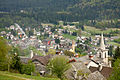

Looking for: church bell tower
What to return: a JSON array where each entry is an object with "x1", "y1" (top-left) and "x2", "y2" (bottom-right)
[{"x1": 98, "y1": 33, "x2": 108, "y2": 65}]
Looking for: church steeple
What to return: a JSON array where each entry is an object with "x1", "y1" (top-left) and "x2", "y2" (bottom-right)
[
  {"x1": 100, "y1": 33, "x2": 105, "y2": 50},
  {"x1": 70, "y1": 40, "x2": 75, "y2": 53}
]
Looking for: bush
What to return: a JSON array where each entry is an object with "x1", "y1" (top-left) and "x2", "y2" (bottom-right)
[
  {"x1": 64, "y1": 50, "x2": 74, "y2": 57},
  {"x1": 10, "y1": 54, "x2": 22, "y2": 72},
  {"x1": 46, "y1": 49, "x2": 56, "y2": 55},
  {"x1": 20, "y1": 61, "x2": 35, "y2": 75}
]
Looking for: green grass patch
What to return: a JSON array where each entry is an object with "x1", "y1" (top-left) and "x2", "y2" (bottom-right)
[
  {"x1": 0, "y1": 71, "x2": 59, "y2": 80},
  {"x1": 0, "y1": 74, "x2": 25, "y2": 80},
  {"x1": 84, "y1": 26, "x2": 120, "y2": 34},
  {"x1": 81, "y1": 31, "x2": 91, "y2": 37},
  {"x1": 107, "y1": 41, "x2": 120, "y2": 46},
  {"x1": 63, "y1": 34, "x2": 76, "y2": 40}
]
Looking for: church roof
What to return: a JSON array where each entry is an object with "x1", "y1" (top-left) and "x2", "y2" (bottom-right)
[
  {"x1": 89, "y1": 66, "x2": 99, "y2": 73},
  {"x1": 100, "y1": 67, "x2": 113, "y2": 79},
  {"x1": 89, "y1": 66, "x2": 113, "y2": 79}
]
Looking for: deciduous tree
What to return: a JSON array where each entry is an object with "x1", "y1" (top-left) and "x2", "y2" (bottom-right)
[
  {"x1": 109, "y1": 59, "x2": 120, "y2": 80},
  {"x1": 0, "y1": 37, "x2": 11, "y2": 71},
  {"x1": 47, "y1": 55, "x2": 71, "y2": 80}
]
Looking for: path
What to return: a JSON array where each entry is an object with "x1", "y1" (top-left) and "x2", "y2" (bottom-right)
[{"x1": 0, "y1": 73, "x2": 34, "y2": 80}]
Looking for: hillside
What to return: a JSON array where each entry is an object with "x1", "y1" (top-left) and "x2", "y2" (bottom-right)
[
  {"x1": 0, "y1": 0, "x2": 120, "y2": 27},
  {"x1": 0, "y1": 71, "x2": 59, "y2": 80}
]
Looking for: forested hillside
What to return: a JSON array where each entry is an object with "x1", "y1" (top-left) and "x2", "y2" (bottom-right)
[{"x1": 0, "y1": 0, "x2": 120, "y2": 28}]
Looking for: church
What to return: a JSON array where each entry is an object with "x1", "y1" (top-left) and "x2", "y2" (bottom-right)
[
  {"x1": 96, "y1": 33, "x2": 109, "y2": 66},
  {"x1": 86, "y1": 33, "x2": 113, "y2": 79},
  {"x1": 87, "y1": 33, "x2": 111, "y2": 68}
]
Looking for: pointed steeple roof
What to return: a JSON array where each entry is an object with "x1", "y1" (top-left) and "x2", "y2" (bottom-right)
[{"x1": 100, "y1": 33, "x2": 105, "y2": 50}]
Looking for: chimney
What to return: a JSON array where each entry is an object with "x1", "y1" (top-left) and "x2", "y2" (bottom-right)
[
  {"x1": 109, "y1": 61, "x2": 112, "y2": 67},
  {"x1": 89, "y1": 52, "x2": 93, "y2": 60},
  {"x1": 99, "y1": 64, "x2": 103, "y2": 71},
  {"x1": 30, "y1": 50, "x2": 33, "y2": 58}
]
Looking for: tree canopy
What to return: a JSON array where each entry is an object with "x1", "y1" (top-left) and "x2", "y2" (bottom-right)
[
  {"x1": 0, "y1": 0, "x2": 120, "y2": 28},
  {"x1": 47, "y1": 55, "x2": 71, "y2": 80},
  {"x1": 109, "y1": 59, "x2": 120, "y2": 80},
  {"x1": 0, "y1": 37, "x2": 11, "y2": 70}
]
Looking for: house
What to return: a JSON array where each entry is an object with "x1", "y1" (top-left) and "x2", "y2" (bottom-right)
[
  {"x1": 10, "y1": 25, "x2": 15, "y2": 30},
  {"x1": 89, "y1": 66, "x2": 113, "y2": 79},
  {"x1": 87, "y1": 60, "x2": 99, "y2": 68},
  {"x1": 32, "y1": 54, "x2": 53, "y2": 75},
  {"x1": 20, "y1": 56, "x2": 31, "y2": 64},
  {"x1": 86, "y1": 71, "x2": 106, "y2": 80},
  {"x1": 65, "y1": 62, "x2": 91, "y2": 80}
]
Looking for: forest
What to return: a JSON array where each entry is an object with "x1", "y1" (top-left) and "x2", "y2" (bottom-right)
[{"x1": 0, "y1": 0, "x2": 120, "y2": 28}]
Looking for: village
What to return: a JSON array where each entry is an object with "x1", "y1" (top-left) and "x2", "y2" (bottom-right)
[{"x1": 0, "y1": 21, "x2": 119, "y2": 80}]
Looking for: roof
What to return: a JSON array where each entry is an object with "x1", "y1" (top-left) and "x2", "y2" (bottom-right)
[
  {"x1": 32, "y1": 54, "x2": 52, "y2": 65},
  {"x1": 89, "y1": 66, "x2": 99, "y2": 73},
  {"x1": 100, "y1": 33, "x2": 105, "y2": 50},
  {"x1": 100, "y1": 67, "x2": 113, "y2": 79},
  {"x1": 91, "y1": 59, "x2": 99, "y2": 65},
  {"x1": 65, "y1": 62, "x2": 91, "y2": 80},
  {"x1": 20, "y1": 57, "x2": 31, "y2": 64},
  {"x1": 89, "y1": 66, "x2": 113, "y2": 79},
  {"x1": 87, "y1": 71, "x2": 106, "y2": 80}
]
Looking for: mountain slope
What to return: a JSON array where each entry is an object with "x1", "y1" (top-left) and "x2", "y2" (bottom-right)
[{"x1": 0, "y1": 0, "x2": 120, "y2": 26}]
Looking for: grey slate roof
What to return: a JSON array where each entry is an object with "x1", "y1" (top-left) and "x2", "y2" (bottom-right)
[{"x1": 86, "y1": 71, "x2": 106, "y2": 80}]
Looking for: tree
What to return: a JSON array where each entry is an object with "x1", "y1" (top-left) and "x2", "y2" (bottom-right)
[
  {"x1": 10, "y1": 54, "x2": 22, "y2": 72},
  {"x1": 47, "y1": 55, "x2": 71, "y2": 80},
  {"x1": 114, "y1": 46, "x2": 120, "y2": 59},
  {"x1": 0, "y1": 37, "x2": 11, "y2": 71},
  {"x1": 77, "y1": 29, "x2": 82, "y2": 37},
  {"x1": 11, "y1": 29, "x2": 17, "y2": 36},
  {"x1": 46, "y1": 49, "x2": 56, "y2": 55},
  {"x1": 75, "y1": 47, "x2": 83, "y2": 54},
  {"x1": 29, "y1": 46, "x2": 43, "y2": 56},
  {"x1": 72, "y1": 32, "x2": 77, "y2": 36},
  {"x1": 20, "y1": 60, "x2": 35, "y2": 75},
  {"x1": 81, "y1": 26, "x2": 84, "y2": 31},
  {"x1": 108, "y1": 45, "x2": 114, "y2": 57},
  {"x1": 28, "y1": 30, "x2": 34, "y2": 37},
  {"x1": 64, "y1": 50, "x2": 74, "y2": 57},
  {"x1": 109, "y1": 59, "x2": 120, "y2": 80},
  {"x1": 55, "y1": 38, "x2": 60, "y2": 44}
]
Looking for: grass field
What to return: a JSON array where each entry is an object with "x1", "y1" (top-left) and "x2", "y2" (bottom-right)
[
  {"x1": 0, "y1": 74, "x2": 24, "y2": 80},
  {"x1": 63, "y1": 34, "x2": 77, "y2": 40},
  {"x1": 107, "y1": 41, "x2": 120, "y2": 46},
  {"x1": 84, "y1": 25, "x2": 120, "y2": 34},
  {"x1": 0, "y1": 71, "x2": 59, "y2": 80}
]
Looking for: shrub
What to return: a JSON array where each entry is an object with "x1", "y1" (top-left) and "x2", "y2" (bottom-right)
[
  {"x1": 20, "y1": 60, "x2": 35, "y2": 75},
  {"x1": 64, "y1": 50, "x2": 74, "y2": 57}
]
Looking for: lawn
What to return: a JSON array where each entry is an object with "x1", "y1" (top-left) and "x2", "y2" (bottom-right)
[
  {"x1": 63, "y1": 34, "x2": 77, "y2": 40},
  {"x1": 84, "y1": 25, "x2": 120, "y2": 34},
  {"x1": 0, "y1": 74, "x2": 25, "y2": 80},
  {"x1": 0, "y1": 71, "x2": 59, "y2": 80},
  {"x1": 107, "y1": 41, "x2": 120, "y2": 46}
]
